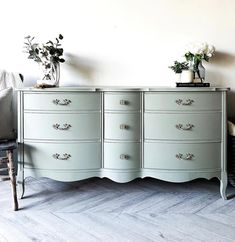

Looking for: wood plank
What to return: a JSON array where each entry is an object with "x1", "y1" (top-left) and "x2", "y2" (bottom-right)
[{"x1": 1, "y1": 177, "x2": 235, "y2": 241}]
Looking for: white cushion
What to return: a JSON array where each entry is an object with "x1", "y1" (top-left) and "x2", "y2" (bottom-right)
[{"x1": 0, "y1": 88, "x2": 15, "y2": 139}]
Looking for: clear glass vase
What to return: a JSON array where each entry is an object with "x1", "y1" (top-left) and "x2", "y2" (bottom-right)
[
  {"x1": 194, "y1": 62, "x2": 205, "y2": 83},
  {"x1": 38, "y1": 62, "x2": 60, "y2": 86}
]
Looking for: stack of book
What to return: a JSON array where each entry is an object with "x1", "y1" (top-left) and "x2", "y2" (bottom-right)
[{"x1": 176, "y1": 82, "x2": 210, "y2": 87}]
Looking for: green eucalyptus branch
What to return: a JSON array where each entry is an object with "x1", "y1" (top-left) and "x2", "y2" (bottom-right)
[{"x1": 23, "y1": 34, "x2": 65, "y2": 67}]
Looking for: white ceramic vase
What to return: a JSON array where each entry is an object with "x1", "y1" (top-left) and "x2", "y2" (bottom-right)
[
  {"x1": 175, "y1": 73, "x2": 181, "y2": 83},
  {"x1": 181, "y1": 70, "x2": 194, "y2": 83}
]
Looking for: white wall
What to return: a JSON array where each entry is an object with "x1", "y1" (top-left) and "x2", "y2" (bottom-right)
[{"x1": 1, "y1": 0, "x2": 235, "y2": 117}]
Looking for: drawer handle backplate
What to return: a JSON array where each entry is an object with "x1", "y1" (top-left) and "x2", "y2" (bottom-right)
[
  {"x1": 175, "y1": 99, "x2": 194, "y2": 106},
  {"x1": 175, "y1": 123, "x2": 194, "y2": 131},
  {"x1": 53, "y1": 123, "x2": 72, "y2": 130},
  {"x1": 175, "y1": 153, "x2": 194, "y2": 160},
  {"x1": 120, "y1": 100, "x2": 129, "y2": 105},
  {"x1": 120, "y1": 124, "x2": 129, "y2": 130},
  {"x1": 53, "y1": 99, "x2": 71, "y2": 106},
  {"x1": 120, "y1": 154, "x2": 129, "y2": 160},
  {"x1": 53, "y1": 153, "x2": 71, "y2": 160}
]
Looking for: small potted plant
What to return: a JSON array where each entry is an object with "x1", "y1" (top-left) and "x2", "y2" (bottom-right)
[{"x1": 169, "y1": 61, "x2": 189, "y2": 82}]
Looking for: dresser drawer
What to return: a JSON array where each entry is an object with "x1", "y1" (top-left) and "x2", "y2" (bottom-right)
[
  {"x1": 104, "y1": 92, "x2": 140, "y2": 111},
  {"x1": 104, "y1": 142, "x2": 140, "y2": 169},
  {"x1": 24, "y1": 142, "x2": 101, "y2": 170},
  {"x1": 145, "y1": 113, "x2": 221, "y2": 141},
  {"x1": 24, "y1": 92, "x2": 101, "y2": 111},
  {"x1": 105, "y1": 113, "x2": 141, "y2": 141},
  {"x1": 24, "y1": 113, "x2": 101, "y2": 140},
  {"x1": 145, "y1": 92, "x2": 221, "y2": 111},
  {"x1": 144, "y1": 142, "x2": 221, "y2": 170}
]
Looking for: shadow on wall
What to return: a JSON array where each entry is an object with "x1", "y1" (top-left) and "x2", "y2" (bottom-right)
[
  {"x1": 63, "y1": 53, "x2": 100, "y2": 86},
  {"x1": 211, "y1": 51, "x2": 235, "y2": 66}
]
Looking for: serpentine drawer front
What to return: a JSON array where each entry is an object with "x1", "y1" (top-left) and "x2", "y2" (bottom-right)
[
  {"x1": 24, "y1": 92, "x2": 101, "y2": 111},
  {"x1": 144, "y1": 142, "x2": 221, "y2": 170},
  {"x1": 24, "y1": 142, "x2": 101, "y2": 170},
  {"x1": 17, "y1": 87, "x2": 229, "y2": 200},
  {"x1": 144, "y1": 113, "x2": 221, "y2": 141},
  {"x1": 24, "y1": 113, "x2": 101, "y2": 140},
  {"x1": 145, "y1": 92, "x2": 222, "y2": 111}
]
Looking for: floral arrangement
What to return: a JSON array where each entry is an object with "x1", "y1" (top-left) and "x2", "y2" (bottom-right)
[
  {"x1": 184, "y1": 42, "x2": 215, "y2": 72},
  {"x1": 169, "y1": 41, "x2": 215, "y2": 83},
  {"x1": 23, "y1": 34, "x2": 65, "y2": 84}
]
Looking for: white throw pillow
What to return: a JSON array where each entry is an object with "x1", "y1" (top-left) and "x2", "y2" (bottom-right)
[{"x1": 0, "y1": 88, "x2": 15, "y2": 139}]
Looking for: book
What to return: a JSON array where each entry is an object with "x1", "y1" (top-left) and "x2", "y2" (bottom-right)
[{"x1": 176, "y1": 82, "x2": 210, "y2": 87}]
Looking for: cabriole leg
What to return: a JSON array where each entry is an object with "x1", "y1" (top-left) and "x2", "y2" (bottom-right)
[{"x1": 220, "y1": 171, "x2": 228, "y2": 200}]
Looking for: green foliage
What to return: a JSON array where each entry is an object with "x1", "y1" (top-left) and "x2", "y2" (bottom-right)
[
  {"x1": 185, "y1": 51, "x2": 209, "y2": 72},
  {"x1": 184, "y1": 52, "x2": 206, "y2": 82},
  {"x1": 169, "y1": 61, "x2": 189, "y2": 73},
  {"x1": 184, "y1": 52, "x2": 194, "y2": 62},
  {"x1": 23, "y1": 34, "x2": 65, "y2": 66}
]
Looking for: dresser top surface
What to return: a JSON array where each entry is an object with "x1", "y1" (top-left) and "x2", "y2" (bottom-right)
[{"x1": 17, "y1": 86, "x2": 230, "y2": 92}]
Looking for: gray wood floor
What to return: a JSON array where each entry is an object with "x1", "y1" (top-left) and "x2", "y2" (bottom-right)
[{"x1": 1, "y1": 177, "x2": 235, "y2": 242}]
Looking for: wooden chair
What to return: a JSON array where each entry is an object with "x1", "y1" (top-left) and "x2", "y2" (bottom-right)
[{"x1": 0, "y1": 139, "x2": 18, "y2": 211}]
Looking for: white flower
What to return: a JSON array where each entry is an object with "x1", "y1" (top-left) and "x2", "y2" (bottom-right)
[
  {"x1": 185, "y1": 41, "x2": 215, "y2": 58},
  {"x1": 205, "y1": 44, "x2": 215, "y2": 57}
]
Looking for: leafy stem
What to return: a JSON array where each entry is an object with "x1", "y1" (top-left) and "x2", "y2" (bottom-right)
[{"x1": 23, "y1": 34, "x2": 65, "y2": 66}]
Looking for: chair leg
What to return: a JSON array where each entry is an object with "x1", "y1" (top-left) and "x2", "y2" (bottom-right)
[{"x1": 7, "y1": 150, "x2": 19, "y2": 211}]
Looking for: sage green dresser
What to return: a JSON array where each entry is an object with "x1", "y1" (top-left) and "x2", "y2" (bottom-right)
[{"x1": 17, "y1": 87, "x2": 229, "y2": 199}]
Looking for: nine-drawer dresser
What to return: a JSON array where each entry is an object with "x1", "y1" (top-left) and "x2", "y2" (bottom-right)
[{"x1": 17, "y1": 87, "x2": 229, "y2": 199}]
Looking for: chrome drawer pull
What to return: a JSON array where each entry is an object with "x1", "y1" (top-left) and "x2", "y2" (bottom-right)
[
  {"x1": 175, "y1": 99, "x2": 194, "y2": 106},
  {"x1": 53, "y1": 153, "x2": 71, "y2": 160},
  {"x1": 120, "y1": 100, "x2": 129, "y2": 105},
  {"x1": 120, "y1": 154, "x2": 129, "y2": 160},
  {"x1": 53, "y1": 123, "x2": 72, "y2": 130},
  {"x1": 52, "y1": 99, "x2": 71, "y2": 105},
  {"x1": 120, "y1": 124, "x2": 129, "y2": 130},
  {"x1": 175, "y1": 123, "x2": 194, "y2": 131},
  {"x1": 176, "y1": 153, "x2": 194, "y2": 160}
]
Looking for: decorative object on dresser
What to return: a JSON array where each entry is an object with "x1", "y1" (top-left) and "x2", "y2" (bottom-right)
[
  {"x1": 17, "y1": 87, "x2": 229, "y2": 200},
  {"x1": 169, "y1": 41, "x2": 215, "y2": 86},
  {"x1": 169, "y1": 61, "x2": 189, "y2": 83},
  {"x1": 184, "y1": 42, "x2": 215, "y2": 83},
  {"x1": 176, "y1": 82, "x2": 210, "y2": 87},
  {"x1": 180, "y1": 69, "x2": 194, "y2": 83},
  {"x1": 23, "y1": 34, "x2": 65, "y2": 87}
]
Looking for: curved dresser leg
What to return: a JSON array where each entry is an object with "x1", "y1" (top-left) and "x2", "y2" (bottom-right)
[{"x1": 220, "y1": 172, "x2": 228, "y2": 200}]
